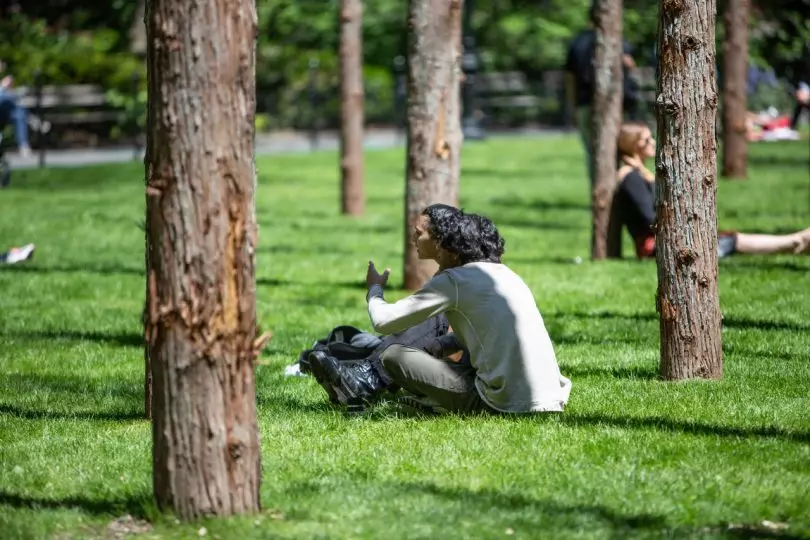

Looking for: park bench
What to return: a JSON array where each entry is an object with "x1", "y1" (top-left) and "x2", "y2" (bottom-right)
[
  {"x1": 475, "y1": 71, "x2": 541, "y2": 126},
  {"x1": 14, "y1": 82, "x2": 142, "y2": 167}
]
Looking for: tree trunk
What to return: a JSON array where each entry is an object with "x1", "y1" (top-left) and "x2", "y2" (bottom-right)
[
  {"x1": 143, "y1": 274, "x2": 152, "y2": 420},
  {"x1": 720, "y1": 0, "x2": 749, "y2": 178},
  {"x1": 339, "y1": 0, "x2": 365, "y2": 216},
  {"x1": 403, "y1": 0, "x2": 463, "y2": 290},
  {"x1": 591, "y1": 0, "x2": 624, "y2": 260},
  {"x1": 655, "y1": 0, "x2": 723, "y2": 380},
  {"x1": 145, "y1": 0, "x2": 262, "y2": 519}
]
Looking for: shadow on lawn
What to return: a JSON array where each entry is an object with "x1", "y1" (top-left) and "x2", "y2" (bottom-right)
[
  {"x1": 0, "y1": 403, "x2": 143, "y2": 422},
  {"x1": 490, "y1": 217, "x2": 580, "y2": 231},
  {"x1": 547, "y1": 310, "x2": 810, "y2": 333},
  {"x1": 0, "y1": 263, "x2": 144, "y2": 277},
  {"x1": 488, "y1": 194, "x2": 590, "y2": 213},
  {"x1": 560, "y1": 364, "x2": 658, "y2": 380},
  {"x1": 1, "y1": 328, "x2": 143, "y2": 348},
  {"x1": 397, "y1": 480, "x2": 668, "y2": 533},
  {"x1": 560, "y1": 413, "x2": 810, "y2": 445},
  {"x1": 286, "y1": 478, "x2": 806, "y2": 538},
  {"x1": 747, "y1": 153, "x2": 810, "y2": 167},
  {"x1": 0, "y1": 373, "x2": 143, "y2": 422},
  {"x1": 721, "y1": 258, "x2": 810, "y2": 274},
  {"x1": 0, "y1": 490, "x2": 152, "y2": 518}
]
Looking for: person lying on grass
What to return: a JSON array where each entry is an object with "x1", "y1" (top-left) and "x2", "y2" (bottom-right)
[
  {"x1": 614, "y1": 121, "x2": 810, "y2": 259},
  {"x1": 307, "y1": 204, "x2": 572, "y2": 414}
]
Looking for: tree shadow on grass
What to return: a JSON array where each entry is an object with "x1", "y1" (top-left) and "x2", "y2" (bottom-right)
[
  {"x1": 560, "y1": 364, "x2": 658, "y2": 380},
  {"x1": 282, "y1": 478, "x2": 807, "y2": 538},
  {"x1": 0, "y1": 490, "x2": 152, "y2": 519},
  {"x1": 0, "y1": 263, "x2": 144, "y2": 277},
  {"x1": 0, "y1": 403, "x2": 143, "y2": 422},
  {"x1": 746, "y1": 153, "x2": 810, "y2": 167},
  {"x1": 547, "y1": 310, "x2": 810, "y2": 333},
  {"x1": 330, "y1": 279, "x2": 410, "y2": 292},
  {"x1": 723, "y1": 316, "x2": 810, "y2": 333},
  {"x1": 0, "y1": 373, "x2": 143, "y2": 422},
  {"x1": 407, "y1": 481, "x2": 808, "y2": 539},
  {"x1": 0, "y1": 328, "x2": 143, "y2": 347},
  {"x1": 488, "y1": 194, "x2": 590, "y2": 212},
  {"x1": 720, "y1": 258, "x2": 810, "y2": 274},
  {"x1": 490, "y1": 217, "x2": 580, "y2": 231},
  {"x1": 395, "y1": 480, "x2": 668, "y2": 533},
  {"x1": 503, "y1": 255, "x2": 588, "y2": 265},
  {"x1": 559, "y1": 413, "x2": 810, "y2": 445}
]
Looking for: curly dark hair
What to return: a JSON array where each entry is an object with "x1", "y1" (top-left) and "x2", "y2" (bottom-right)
[{"x1": 421, "y1": 204, "x2": 505, "y2": 264}]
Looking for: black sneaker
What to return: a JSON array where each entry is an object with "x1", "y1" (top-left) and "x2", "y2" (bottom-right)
[
  {"x1": 308, "y1": 352, "x2": 385, "y2": 407},
  {"x1": 307, "y1": 351, "x2": 341, "y2": 404}
]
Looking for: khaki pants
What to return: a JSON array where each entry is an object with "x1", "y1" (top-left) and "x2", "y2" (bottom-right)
[{"x1": 381, "y1": 345, "x2": 493, "y2": 414}]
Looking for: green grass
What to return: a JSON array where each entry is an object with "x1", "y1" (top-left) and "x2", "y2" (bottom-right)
[{"x1": 1, "y1": 135, "x2": 809, "y2": 539}]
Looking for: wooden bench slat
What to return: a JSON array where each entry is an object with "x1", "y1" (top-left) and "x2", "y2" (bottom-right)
[
  {"x1": 477, "y1": 72, "x2": 530, "y2": 94},
  {"x1": 15, "y1": 85, "x2": 109, "y2": 109},
  {"x1": 19, "y1": 95, "x2": 108, "y2": 109},
  {"x1": 16, "y1": 84, "x2": 105, "y2": 97},
  {"x1": 483, "y1": 95, "x2": 539, "y2": 108},
  {"x1": 43, "y1": 111, "x2": 123, "y2": 124}
]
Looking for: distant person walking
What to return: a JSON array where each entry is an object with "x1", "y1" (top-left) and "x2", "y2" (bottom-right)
[{"x1": 0, "y1": 60, "x2": 32, "y2": 159}]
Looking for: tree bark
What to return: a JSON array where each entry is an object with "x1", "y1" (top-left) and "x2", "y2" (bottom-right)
[
  {"x1": 339, "y1": 0, "x2": 365, "y2": 216},
  {"x1": 145, "y1": 0, "x2": 262, "y2": 519},
  {"x1": 143, "y1": 276, "x2": 152, "y2": 419},
  {"x1": 720, "y1": 0, "x2": 749, "y2": 178},
  {"x1": 655, "y1": 0, "x2": 723, "y2": 380},
  {"x1": 591, "y1": 0, "x2": 624, "y2": 260},
  {"x1": 403, "y1": 0, "x2": 463, "y2": 290}
]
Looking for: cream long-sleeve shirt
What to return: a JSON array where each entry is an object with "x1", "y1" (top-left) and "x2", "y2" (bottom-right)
[{"x1": 367, "y1": 262, "x2": 572, "y2": 413}]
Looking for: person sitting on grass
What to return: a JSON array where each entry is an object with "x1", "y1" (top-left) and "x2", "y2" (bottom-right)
[
  {"x1": 614, "y1": 121, "x2": 810, "y2": 259},
  {"x1": 307, "y1": 204, "x2": 572, "y2": 414}
]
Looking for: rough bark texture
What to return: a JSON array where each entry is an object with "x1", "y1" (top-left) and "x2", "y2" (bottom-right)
[
  {"x1": 145, "y1": 0, "x2": 262, "y2": 519},
  {"x1": 591, "y1": 0, "x2": 624, "y2": 259},
  {"x1": 403, "y1": 0, "x2": 462, "y2": 290},
  {"x1": 720, "y1": 0, "x2": 749, "y2": 178},
  {"x1": 143, "y1": 283, "x2": 152, "y2": 419},
  {"x1": 655, "y1": 0, "x2": 723, "y2": 380},
  {"x1": 339, "y1": 0, "x2": 365, "y2": 216}
]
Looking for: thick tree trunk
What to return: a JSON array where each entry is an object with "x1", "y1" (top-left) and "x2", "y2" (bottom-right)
[
  {"x1": 403, "y1": 0, "x2": 463, "y2": 290},
  {"x1": 339, "y1": 0, "x2": 365, "y2": 216},
  {"x1": 721, "y1": 0, "x2": 749, "y2": 178},
  {"x1": 655, "y1": 0, "x2": 723, "y2": 380},
  {"x1": 591, "y1": 0, "x2": 624, "y2": 260},
  {"x1": 145, "y1": 0, "x2": 262, "y2": 519}
]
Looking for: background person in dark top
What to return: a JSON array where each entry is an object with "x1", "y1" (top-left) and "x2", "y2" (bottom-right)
[
  {"x1": 614, "y1": 122, "x2": 810, "y2": 259},
  {"x1": 564, "y1": 3, "x2": 639, "y2": 187}
]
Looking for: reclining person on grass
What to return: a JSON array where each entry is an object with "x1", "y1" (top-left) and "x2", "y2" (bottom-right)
[
  {"x1": 614, "y1": 121, "x2": 810, "y2": 259},
  {"x1": 308, "y1": 204, "x2": 572, "y2": 414}
]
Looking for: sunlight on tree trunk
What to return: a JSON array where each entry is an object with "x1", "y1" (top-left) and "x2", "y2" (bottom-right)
[
  {"x1": 591, "y1": 0, "x2": 624, "y2": 260},
  {"x1": 339, "y1": 0, "x2": 365, "y2": 216},
  {"x1": 721, "y1": 0, "x2": 749, "y2": 178},
  {"x1": 144, "y1": 0, "x2": 264, "y2": 519},
  {"x1": 655, "y1": 0, "x2": 723, "y2": 380},
  {"x1": 403, "y1": 0, "x2": 462, "y2": 290}
]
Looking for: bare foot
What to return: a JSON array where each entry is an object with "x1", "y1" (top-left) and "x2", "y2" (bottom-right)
[{"x1": 792, "y1": 228, "x2": 810, "y2": 254}]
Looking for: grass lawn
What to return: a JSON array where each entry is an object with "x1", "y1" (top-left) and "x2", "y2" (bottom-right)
[{"x1": 1, "y1": 134, "x2": 809, "y2": 539}]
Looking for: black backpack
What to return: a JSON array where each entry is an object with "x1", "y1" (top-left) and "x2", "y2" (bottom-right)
[{"x1": 297, "y1": 314, "x2": 451, "y2": 383}]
